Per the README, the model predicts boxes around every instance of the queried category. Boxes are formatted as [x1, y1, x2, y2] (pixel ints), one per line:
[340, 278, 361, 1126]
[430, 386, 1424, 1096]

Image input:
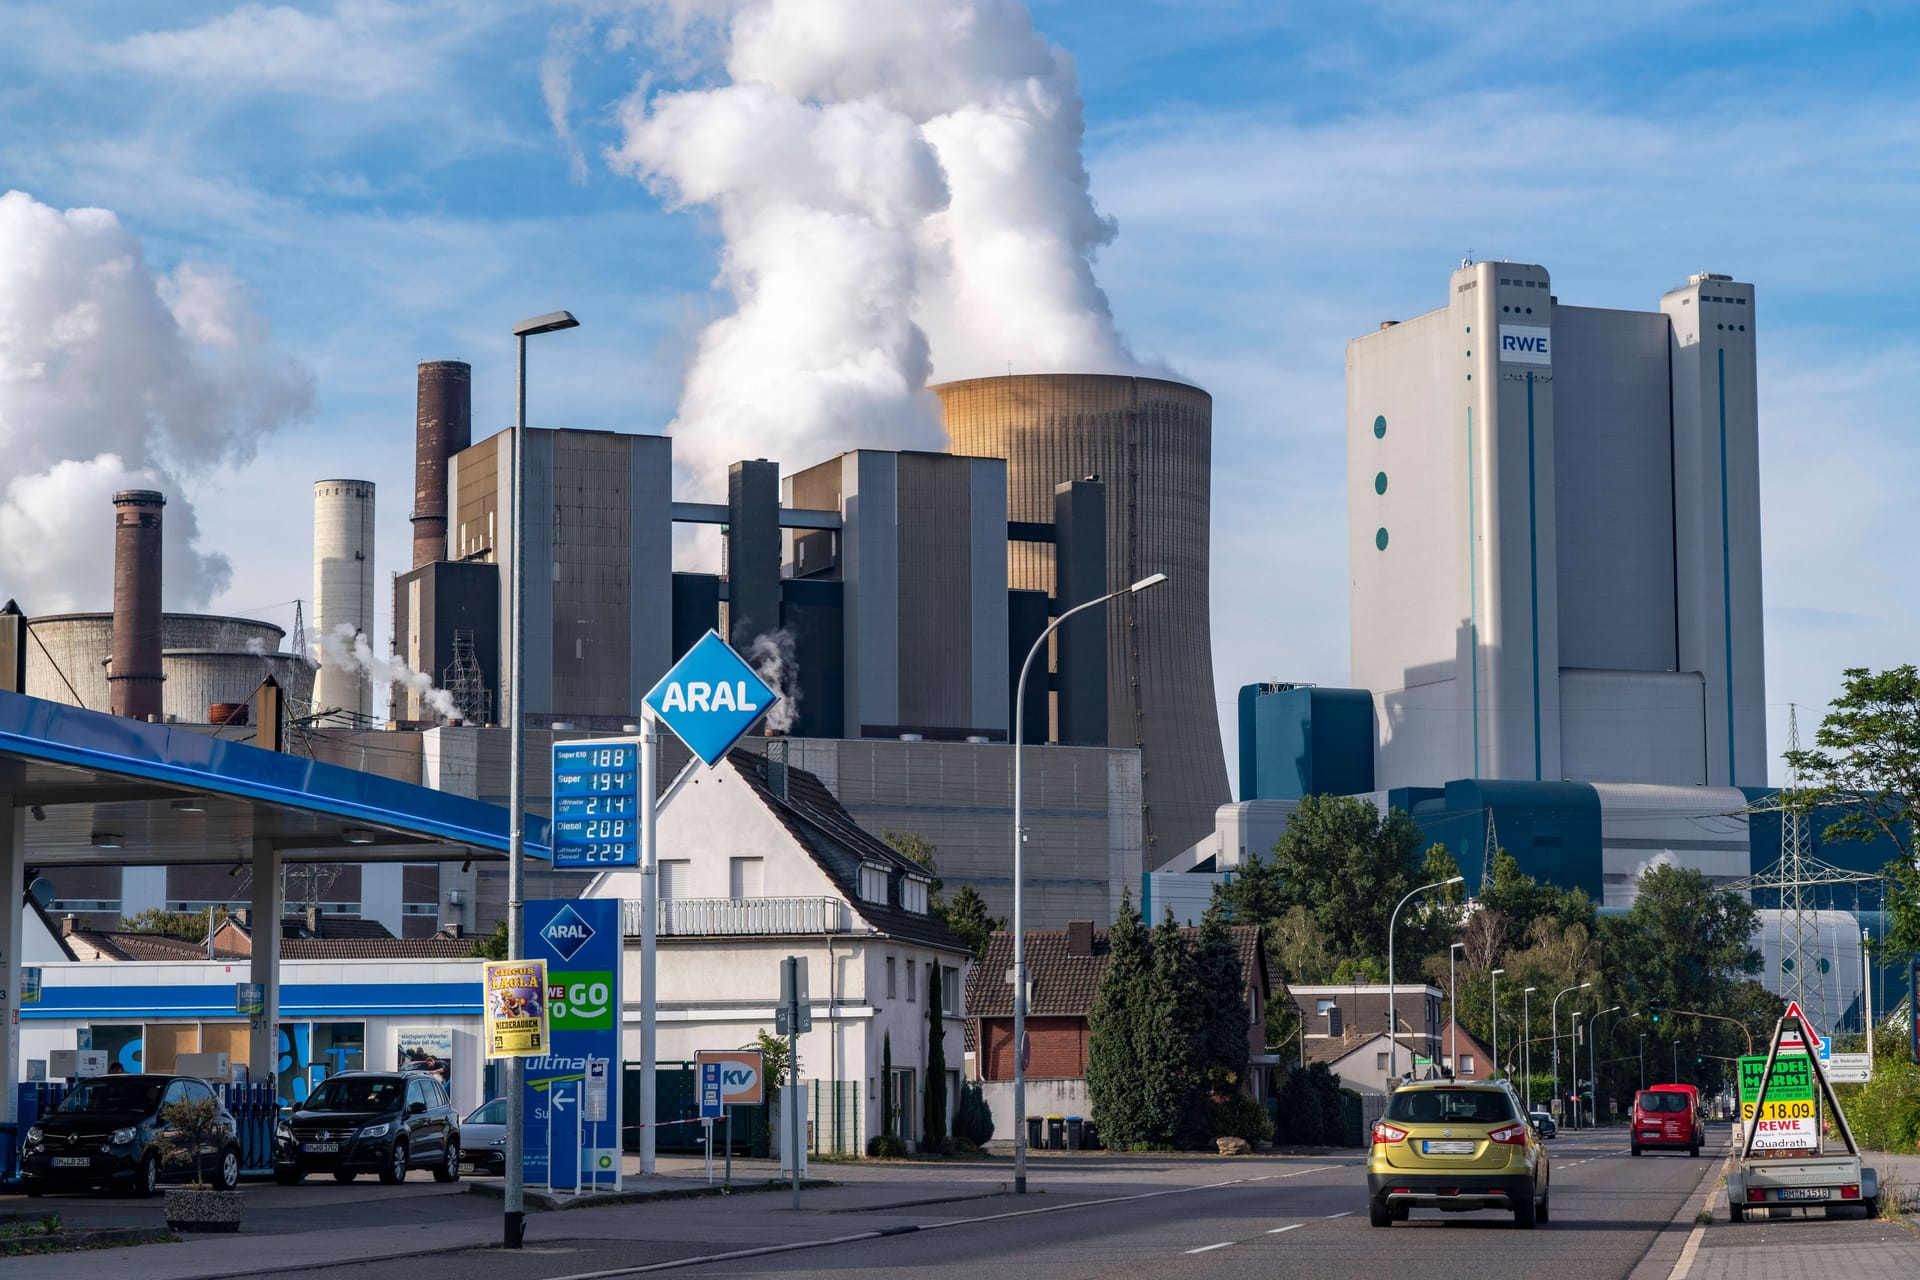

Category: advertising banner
[1738, 1052, 1819, 1151]
[485, 960, 550, 1058]
[522, 899, 622, 1193]
[694, 1049, 764, 1105]
[397, 1027, 456, 1094]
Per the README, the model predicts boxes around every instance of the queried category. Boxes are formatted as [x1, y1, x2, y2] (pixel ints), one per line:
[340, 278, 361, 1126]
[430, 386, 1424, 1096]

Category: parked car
[1367, 1080, 1552, 1228]
[274, 1071, 461, 1185]
[1631, 1084, 1704, 1157]
[1528, 1111, 1558, 1139]
[460, 1098, 508, 1174]
[18, 1073, 242, 1197]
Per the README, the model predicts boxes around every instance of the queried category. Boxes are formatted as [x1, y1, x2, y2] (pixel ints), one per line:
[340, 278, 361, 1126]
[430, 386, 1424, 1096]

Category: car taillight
[1748, 1188, 1766, 1202]
[1840, 1184, 1860, 1200]
[1488, 1123, 1528, 1146]
[1372, 1122, 1409, 1145]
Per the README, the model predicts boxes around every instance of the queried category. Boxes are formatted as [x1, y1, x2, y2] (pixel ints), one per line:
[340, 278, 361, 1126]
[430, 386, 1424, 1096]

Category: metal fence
[622, 896, 852, 937]
[5, 1080, 282, 1183]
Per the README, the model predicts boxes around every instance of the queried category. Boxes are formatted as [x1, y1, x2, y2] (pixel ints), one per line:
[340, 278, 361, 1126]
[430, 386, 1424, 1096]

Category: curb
[1626, 1138, 1734, 1280]
[464, 1176, 835, 1211]
[825, 1185, 1017, 1213]
[0, 1226, 175, 1255]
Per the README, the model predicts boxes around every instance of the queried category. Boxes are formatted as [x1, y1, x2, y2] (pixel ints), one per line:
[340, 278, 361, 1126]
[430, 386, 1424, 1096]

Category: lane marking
[1324, 1210, 1353, 1219]
[1266, 1224, 1302, 1235]
[1185, 1242, 1234, 1254]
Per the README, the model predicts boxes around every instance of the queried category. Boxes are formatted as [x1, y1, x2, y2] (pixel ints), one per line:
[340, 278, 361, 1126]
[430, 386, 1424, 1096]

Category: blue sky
[1, 0, 1915, 786]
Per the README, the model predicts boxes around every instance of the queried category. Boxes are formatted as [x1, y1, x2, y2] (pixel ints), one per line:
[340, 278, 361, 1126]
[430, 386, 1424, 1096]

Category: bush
[1193, 1092, 1274, 1145]
[1834, 1032, 1920, 1153]
[1272, 1063, 1345, 1146]
[950, 1137, 978, 1154]
[866, 1133, 907, 1159]
[954, 1080, 995, 1146]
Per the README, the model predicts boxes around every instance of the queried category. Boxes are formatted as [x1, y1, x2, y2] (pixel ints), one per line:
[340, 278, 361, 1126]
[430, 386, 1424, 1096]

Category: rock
[1216, 1136, 1252, 1156]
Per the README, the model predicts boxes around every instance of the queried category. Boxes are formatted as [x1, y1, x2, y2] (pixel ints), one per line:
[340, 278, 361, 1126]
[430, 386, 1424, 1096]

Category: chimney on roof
[443, 922, 463, 939]
[306, 904, 322, 935]
[61, 913, 78, 937]
[1066, 920, 1094, 957]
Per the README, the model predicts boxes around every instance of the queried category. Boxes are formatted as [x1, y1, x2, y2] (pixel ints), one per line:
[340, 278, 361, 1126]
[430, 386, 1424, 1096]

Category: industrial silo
[934, 373, 1229, 863]
[313, 479, 376, 723]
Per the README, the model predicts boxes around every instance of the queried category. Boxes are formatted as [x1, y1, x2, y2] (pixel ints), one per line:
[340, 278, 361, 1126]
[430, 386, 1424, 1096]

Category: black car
[274, 1071, 461, 1185]
[19, 1074, 242, 1197]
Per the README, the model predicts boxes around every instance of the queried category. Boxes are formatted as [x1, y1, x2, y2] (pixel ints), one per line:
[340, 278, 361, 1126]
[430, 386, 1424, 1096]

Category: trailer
[1727, 1001, 1879, 1222]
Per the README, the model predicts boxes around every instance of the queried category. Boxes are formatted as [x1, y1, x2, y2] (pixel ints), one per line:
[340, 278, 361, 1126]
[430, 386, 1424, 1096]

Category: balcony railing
[622, 896, 853, 937]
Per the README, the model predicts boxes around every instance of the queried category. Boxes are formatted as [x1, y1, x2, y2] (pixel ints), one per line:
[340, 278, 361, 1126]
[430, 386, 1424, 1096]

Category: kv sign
[695, 1049, 765, 1105]
[1499, 325, 1552, 365]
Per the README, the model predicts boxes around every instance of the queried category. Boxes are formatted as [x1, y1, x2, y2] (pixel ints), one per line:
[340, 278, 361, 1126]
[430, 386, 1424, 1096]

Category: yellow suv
[1366, 1080, 1551, 1228]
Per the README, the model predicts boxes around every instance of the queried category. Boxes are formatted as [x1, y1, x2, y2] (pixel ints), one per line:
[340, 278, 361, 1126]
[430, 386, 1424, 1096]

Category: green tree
[942, 885, 1000, 959]
[924, 959, 948, 1150]
[1254, 794, 1426, 964]
[1190, 898, 1250, 1094]
[1086, 891, 1148, 1147]
[1137, 909, 1200, 1145]
[881, 1032, 895, 1139]
[469, 919, 509, 960]
[1785, 666, 1920, 954]
[1480, 849, 1597, 951]
[121, 907, 228, 943]
[749, 1028, 797, 1109]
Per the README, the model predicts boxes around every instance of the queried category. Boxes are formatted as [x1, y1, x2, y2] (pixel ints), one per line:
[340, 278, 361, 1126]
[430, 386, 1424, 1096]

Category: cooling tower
[413, 360, 472, 568]
[935, 373, 1230, 862]
[313, 479, 376, 723]
[109, 489, 166, 721]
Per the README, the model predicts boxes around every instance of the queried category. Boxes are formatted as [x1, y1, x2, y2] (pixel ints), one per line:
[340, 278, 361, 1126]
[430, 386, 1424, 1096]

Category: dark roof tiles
[966, 924, 1266, 1019]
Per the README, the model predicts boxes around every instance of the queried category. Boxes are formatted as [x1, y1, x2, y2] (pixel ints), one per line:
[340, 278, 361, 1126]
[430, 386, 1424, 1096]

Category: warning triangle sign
[1780, 1000, 1820, 1047]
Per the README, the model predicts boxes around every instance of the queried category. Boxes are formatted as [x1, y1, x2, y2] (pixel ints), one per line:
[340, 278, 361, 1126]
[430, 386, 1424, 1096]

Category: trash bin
[1047, 1116, 1066, 1150]
[1025, 1116, 1044, 1150]
[1083, 1119, 1100, 1150]
[1066, 1116, 1085, 1149]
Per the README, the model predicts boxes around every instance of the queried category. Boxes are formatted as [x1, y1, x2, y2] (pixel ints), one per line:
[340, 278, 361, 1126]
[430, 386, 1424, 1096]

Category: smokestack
[412, 360, 471, 568]
[313, 480, 376, 724]
[109, 490, 165, 721]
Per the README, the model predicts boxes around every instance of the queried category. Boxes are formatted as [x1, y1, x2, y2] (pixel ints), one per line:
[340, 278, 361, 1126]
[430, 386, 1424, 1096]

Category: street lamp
[505, 308, 578, 1251]
[1490, 968, 1507, 1079]
[1550, 982, 1591, 1126]
[1012, 571, 1165, 1194]
[1522, 988, 1537, 1113]
[1571, 1013, 1584, 1127]
[1639, 1032, 1649, 1090]
[1448, 942, 1465, 1075]
[1388, 875, 1464, 1082]
[1590, 1005, 1621, 1127]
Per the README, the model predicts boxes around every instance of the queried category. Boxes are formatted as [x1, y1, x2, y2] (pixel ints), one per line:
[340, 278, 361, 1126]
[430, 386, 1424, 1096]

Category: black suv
[274, 1071, 461, 1185]
[19, 1074, 242, 1197]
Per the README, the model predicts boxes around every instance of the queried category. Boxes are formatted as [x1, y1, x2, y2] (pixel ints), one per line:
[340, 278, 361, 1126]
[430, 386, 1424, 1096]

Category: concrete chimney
[412, 360, 471, 568]
[109, 490, 165, 721]
[312, 480, 376, 724]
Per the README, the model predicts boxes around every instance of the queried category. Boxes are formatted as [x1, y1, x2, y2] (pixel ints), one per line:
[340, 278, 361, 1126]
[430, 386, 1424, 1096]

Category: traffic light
[1650, 1002, 1662, 1025]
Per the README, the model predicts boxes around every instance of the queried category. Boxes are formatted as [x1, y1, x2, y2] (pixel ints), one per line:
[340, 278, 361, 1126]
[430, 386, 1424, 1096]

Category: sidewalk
[1680, 1148, 1920, 1280]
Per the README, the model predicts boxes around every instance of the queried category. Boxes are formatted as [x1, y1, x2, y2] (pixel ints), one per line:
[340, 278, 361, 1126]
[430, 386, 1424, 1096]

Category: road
[292, 1127, 1729, 1280]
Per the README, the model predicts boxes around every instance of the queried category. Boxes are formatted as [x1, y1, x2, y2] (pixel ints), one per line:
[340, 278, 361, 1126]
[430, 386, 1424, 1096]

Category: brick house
[1440, 1019, 1495, 1080]
[1285, 982, 1445, 1094]
[966, 920, 1270, 1135]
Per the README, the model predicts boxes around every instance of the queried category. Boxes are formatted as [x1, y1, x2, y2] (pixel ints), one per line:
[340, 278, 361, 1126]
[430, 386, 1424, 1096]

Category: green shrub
[1198, 1093, 1274, 1144]
[951, 1137, 978, 1154]
[1834, 1032, 1920, 1153]
[954, 1080, 995, 1146]
[1272, 1064, 1344, 1146]
[866, 1133, 907, 1159]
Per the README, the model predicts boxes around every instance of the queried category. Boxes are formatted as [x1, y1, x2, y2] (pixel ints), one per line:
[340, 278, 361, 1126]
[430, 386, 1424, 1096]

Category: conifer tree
[1086, 890, 1147, 1148]
[882, 1032, 895, 1138]
[1192, 898, 1250, 1094]
[1137, 908, 1200, 1145]
[924, 959, 948, 1149]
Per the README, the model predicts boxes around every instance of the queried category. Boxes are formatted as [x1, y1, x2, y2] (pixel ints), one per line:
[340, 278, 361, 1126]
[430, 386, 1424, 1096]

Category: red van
[1631, 1084, 1703, 1156]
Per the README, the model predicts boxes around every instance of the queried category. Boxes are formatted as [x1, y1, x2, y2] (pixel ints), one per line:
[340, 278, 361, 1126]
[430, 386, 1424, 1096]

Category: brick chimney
[1066, 920, 1094, 957]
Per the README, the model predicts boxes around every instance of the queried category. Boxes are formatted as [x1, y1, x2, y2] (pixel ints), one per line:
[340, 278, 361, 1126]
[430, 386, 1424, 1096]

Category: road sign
[522, 899, 622, 1193]
[553, 740, 639, 868]
[1827, 1052, 1872, 1084]
[695, 1050, 765, 1105]
[700, 1062, 725, 1120]
[643, 631, 780, 767]
[585, 1058, 609, 1123]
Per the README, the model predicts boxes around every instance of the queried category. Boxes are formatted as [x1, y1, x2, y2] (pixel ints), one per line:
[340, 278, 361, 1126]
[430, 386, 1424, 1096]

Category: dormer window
[860, 864, 889, 904]
[901, 877, 929, 915]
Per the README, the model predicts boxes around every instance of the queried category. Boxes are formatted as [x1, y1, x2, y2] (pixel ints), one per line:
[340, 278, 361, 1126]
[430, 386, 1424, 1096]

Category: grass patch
[1694, 1209, 1715, 1226]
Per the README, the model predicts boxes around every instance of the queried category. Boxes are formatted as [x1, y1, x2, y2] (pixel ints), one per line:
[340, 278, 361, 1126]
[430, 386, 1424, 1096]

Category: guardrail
[622, 896, 853, 937]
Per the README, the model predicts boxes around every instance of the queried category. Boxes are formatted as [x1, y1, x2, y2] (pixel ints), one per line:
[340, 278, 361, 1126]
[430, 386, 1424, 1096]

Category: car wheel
[1631, 1143, 1641, 1157]
[22, 1179, 45, 1198]
[1390, 1203, 1409, 1222]
[1537, 1188, 1550, 1224]
[1369, 1196, 1393, 1227]
[334, 1171, 357, 1184]
[1513, 1187, 1537, 1229]
[216, 1147, 241, 1192]
[434, 1142, 461, 1183]
[1729, 1203, 1744, 1223]
[136, 1153, 160, 1198]
[1689, 1145, 1699, 1158]
[275, 1168, 305, 1186]
[380, 1141, 408, 1185]
[1862, 1197, 1878, 1218]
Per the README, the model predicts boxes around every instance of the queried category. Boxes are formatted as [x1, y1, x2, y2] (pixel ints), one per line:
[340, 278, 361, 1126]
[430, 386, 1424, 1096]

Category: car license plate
[1776, 1188, 1828, 1202]
[52, 1156, 90, 1168]
[303, 1142, 340, 1153]
[1641, 1129, 1660, 1137]
[1423, 1140, 1475, 1154]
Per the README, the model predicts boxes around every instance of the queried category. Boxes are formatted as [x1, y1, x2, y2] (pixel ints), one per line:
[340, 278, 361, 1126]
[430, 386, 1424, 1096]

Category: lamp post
[1522, 987, 1537, 1112]
[1388, 875, 1464, 1082]
[1490, 968, 1506, 1079]
[1639, 1033, 1648, 1090]
[1550, 982, 1590, 1125]
[504, 309, 579, 1250]
[1571, 1013, 1584, 1127]
[1012, 571, 1165, 1194]
[1590, 1005, 1621, 1127]
[1448, 942, 1464, 1075]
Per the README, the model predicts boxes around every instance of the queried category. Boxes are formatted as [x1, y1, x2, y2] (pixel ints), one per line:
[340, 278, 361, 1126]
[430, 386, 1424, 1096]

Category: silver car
[460, 1098, 507, 1175]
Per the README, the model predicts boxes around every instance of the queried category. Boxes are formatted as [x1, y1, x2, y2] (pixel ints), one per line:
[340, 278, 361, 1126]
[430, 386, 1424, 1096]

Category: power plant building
[935, 374, 1232, 863]
[1346, 263, 1767, 793]
[312, 479, 376, 724]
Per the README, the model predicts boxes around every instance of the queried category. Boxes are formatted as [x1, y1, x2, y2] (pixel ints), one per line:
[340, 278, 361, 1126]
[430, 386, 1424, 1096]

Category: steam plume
[747, 628, 800, 733]
[598, 0, 1153, 493]
[0, 190, 313, 611]
[311, 622, 458, 721]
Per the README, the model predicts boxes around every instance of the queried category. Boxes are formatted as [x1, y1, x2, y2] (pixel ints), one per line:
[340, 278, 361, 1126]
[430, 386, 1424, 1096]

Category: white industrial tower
[312, 479, 376, 724]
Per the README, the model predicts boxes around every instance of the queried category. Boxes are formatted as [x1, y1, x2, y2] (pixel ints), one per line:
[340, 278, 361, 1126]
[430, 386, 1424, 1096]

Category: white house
[586, 748, 972, 1153]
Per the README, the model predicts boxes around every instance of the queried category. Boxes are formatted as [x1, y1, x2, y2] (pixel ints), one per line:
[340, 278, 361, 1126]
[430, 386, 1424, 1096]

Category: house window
[860, 865, 889, 903]
[729, 857, 764, 899]
[660, 859, 691, 900]
[907, 959, 917, 1001]
[941, 966, 958, 1016]
[886, 956, 897, 1000]
[1461, 1054, 1475, 1075]
[901, 879, 929, 914]
[1315, 999, 1335, 1015]
[1376, 1052, 1388, 1071]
